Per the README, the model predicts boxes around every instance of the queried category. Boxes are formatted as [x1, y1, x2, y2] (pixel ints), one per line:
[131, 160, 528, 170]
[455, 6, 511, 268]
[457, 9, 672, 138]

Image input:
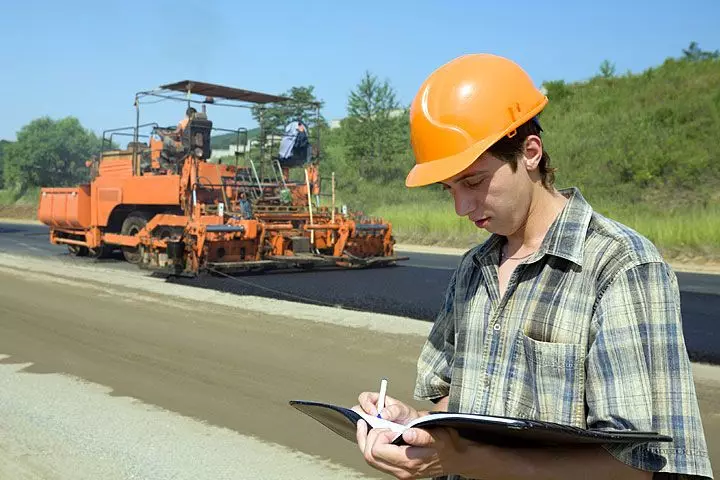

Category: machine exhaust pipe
[206, 225, 246, 233]
[355, 223, 388, 231]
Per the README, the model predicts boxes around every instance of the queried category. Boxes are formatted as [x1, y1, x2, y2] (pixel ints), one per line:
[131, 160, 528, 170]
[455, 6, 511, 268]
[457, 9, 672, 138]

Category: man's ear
[522, 135, 543, 171]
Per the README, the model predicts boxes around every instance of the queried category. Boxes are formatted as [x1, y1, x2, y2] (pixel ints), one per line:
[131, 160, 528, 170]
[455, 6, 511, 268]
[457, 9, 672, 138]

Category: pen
[377, 377, 388, 418]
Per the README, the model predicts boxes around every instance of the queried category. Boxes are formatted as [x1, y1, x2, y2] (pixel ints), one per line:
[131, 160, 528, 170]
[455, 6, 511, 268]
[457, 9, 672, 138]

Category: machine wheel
[67, 245, 89, 257]
[89, 244, 114, 259]
[154, 225, 181, 241]
[121, 213, 150, 263]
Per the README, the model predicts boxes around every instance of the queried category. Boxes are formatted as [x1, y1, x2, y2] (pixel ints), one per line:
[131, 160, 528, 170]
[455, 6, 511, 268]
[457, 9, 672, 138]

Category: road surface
[0, 237, 719, 477]
[2, 221, 718, 362]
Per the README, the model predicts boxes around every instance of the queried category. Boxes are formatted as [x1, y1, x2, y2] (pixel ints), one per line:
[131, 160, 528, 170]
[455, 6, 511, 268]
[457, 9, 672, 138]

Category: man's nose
[454, 191, 476, 217]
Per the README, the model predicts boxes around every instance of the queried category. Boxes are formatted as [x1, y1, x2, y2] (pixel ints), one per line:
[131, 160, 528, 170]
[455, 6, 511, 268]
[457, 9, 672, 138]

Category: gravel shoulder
[0, 252, 718, 478]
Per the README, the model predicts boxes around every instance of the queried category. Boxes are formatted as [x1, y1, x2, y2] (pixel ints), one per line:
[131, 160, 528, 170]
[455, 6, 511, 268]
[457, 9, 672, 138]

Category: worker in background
[278, 120, 312, 180]
[176, 106, 197, 138]
[161, 106, 197, 154]
[238, 191, 252, 219]
[308, 163, 320, 195]
[353, 53, 711, 479]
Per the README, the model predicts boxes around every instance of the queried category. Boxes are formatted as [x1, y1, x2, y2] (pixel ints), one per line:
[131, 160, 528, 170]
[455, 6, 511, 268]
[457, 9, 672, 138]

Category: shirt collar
[472, 187, 593, 268]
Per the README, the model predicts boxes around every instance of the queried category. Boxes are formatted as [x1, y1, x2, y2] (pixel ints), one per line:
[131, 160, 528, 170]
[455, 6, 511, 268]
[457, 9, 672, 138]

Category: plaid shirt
[415, 188, 712, 479]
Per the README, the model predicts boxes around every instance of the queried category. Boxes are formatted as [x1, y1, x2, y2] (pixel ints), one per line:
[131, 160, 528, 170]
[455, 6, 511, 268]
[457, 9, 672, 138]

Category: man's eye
[466, 178, 485, 188]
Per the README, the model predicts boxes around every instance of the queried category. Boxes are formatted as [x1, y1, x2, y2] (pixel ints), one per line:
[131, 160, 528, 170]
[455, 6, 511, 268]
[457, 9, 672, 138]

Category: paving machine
[37, 81, 406, 276]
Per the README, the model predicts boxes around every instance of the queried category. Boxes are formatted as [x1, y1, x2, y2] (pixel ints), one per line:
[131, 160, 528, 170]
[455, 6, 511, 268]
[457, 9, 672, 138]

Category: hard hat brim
[405, 135, 495, 187]
[405, 98, 547, 187]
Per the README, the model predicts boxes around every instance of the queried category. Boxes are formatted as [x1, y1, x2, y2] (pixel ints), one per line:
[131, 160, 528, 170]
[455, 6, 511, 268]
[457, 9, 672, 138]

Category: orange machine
[37, 80, 406, 275]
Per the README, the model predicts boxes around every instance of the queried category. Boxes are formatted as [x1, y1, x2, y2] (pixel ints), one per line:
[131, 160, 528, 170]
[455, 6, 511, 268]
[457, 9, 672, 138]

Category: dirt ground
[0, 262, 425, 478]
[0, 256, 719, 478]
[0, 204, 37, 220]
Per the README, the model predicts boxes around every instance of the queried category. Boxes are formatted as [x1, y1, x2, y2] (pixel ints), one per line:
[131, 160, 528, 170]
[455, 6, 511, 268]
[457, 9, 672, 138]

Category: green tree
[316, 123, 353, 192]
[599, 59, 616, 78]
[541, 80, 572, 101]
[342, 72, 409, 185]
[251, 86, 326, 140]
[682, 41, 720, 61]
[3, 117, 102, 190]
[0, 139, 11, 189]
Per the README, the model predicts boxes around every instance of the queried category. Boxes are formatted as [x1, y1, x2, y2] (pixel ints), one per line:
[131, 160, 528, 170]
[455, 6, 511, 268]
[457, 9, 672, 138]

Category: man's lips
[474, 217, 490, 228]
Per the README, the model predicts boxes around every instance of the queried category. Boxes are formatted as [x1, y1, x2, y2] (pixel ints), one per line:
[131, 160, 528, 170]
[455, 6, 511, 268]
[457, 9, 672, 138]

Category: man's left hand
[355, 418, 468, 479]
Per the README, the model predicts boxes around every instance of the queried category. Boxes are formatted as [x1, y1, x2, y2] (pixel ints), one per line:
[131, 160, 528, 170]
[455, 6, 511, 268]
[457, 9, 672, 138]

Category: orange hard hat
[406, 53, 548, 187]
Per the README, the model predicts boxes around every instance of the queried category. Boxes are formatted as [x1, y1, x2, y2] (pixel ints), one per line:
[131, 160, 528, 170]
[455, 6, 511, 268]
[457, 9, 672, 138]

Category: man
[353, 54, 712, 479]
[175, 106, 196, 137]
[160, 106, 197, 158]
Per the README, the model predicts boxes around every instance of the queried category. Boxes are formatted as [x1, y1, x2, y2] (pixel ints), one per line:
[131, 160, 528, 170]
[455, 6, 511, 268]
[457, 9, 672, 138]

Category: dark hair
[186, 107, 197, 116]
[487, 117, 556, 190]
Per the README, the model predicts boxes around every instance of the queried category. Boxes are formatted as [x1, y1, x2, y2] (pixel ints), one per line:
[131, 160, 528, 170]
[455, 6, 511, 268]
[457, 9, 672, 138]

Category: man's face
[439, 151, 535, 236]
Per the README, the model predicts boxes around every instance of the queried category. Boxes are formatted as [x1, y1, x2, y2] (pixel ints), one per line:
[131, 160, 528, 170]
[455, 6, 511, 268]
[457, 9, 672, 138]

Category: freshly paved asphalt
[2, 221, 718, 363]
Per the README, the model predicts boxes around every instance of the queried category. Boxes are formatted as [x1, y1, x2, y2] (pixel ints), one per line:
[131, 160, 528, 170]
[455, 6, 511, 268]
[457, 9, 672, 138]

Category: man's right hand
[352, 391, 421, 425]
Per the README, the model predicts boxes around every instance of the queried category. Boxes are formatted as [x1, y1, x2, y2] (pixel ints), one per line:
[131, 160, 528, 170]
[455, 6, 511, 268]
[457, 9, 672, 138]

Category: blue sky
[2, 0, 718, 141]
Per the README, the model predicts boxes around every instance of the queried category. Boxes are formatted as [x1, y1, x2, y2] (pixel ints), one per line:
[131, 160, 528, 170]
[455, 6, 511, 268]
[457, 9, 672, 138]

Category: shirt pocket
[505, 330, 586, 427]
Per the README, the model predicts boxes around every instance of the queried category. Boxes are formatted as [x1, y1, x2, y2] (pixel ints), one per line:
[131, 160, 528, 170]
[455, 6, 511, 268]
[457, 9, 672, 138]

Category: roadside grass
[372, 198, 720, 260]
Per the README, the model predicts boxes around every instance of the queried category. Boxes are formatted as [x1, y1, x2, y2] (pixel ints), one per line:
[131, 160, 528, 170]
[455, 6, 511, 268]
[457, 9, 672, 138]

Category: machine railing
[210, 127, 249, 167]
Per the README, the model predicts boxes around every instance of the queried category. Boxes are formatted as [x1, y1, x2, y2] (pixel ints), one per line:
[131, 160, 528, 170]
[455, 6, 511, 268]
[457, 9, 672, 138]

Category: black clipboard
[289, 400, 672, 447]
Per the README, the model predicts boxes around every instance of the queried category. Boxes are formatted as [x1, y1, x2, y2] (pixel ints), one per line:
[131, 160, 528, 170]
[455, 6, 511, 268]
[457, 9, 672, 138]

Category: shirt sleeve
[414, 269, 458, 402]
[586, 261, 713, 478]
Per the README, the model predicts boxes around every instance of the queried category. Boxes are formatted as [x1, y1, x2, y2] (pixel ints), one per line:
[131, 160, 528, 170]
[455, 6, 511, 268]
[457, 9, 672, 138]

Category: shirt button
[484, 378, 491, 387]
[493, 323, 501, 331]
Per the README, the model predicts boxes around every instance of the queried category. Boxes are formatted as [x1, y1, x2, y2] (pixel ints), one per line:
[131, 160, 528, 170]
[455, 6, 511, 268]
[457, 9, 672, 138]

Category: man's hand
[352, 392, 653, 480]
[355, 417, 467, 479]
[357, 423, 654, 480]
[352, 391, 421, 425]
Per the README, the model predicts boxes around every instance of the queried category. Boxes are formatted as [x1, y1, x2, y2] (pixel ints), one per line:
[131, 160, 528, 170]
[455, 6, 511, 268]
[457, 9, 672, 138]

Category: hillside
[541, 57, 720, 206]
[348, 57, 720, 255]
[211, 127, 260, 150]
[349, 57, 720, 208]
